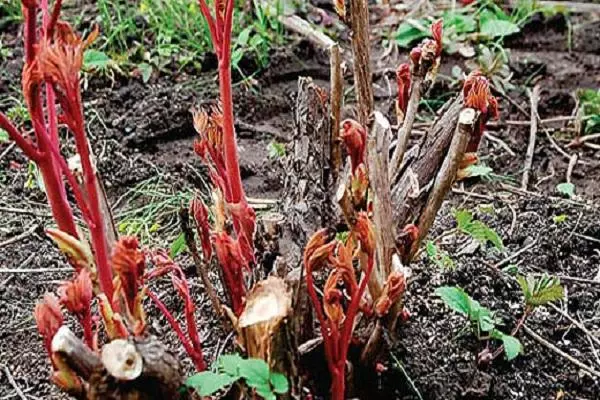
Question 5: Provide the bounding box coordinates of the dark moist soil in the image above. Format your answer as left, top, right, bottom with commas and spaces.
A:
1, 3, 600, 400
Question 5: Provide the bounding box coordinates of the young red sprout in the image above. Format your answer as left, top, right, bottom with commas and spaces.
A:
190, 196, 213, 261
396, 63, 411, 123
146, 250, 207, 371
0, 0, 114, 300
409, 19, 443, 78
34, 293, 64, 357
196, 0, 257, 265
458, 71, 499, 178
34, 293, 83, 393
374, 271, 406, 318
58, 269, 94, 348
340, 119, 367, 173
112, 237, 147, 336
304, 212, 376, 400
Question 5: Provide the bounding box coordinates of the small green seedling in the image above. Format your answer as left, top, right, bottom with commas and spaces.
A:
426, 241, 455, 270
552, 214, 568, 224
517, 274, 564, 308
556, 182, 575, 198
267, 141, 286, 159
436, 286, 520, 360
186, 354, 289, 400
454, 209, 504, 251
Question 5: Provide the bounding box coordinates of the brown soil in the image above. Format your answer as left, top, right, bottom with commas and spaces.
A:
1, 3, 599, 400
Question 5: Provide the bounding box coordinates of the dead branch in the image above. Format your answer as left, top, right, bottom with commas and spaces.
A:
330, 43, 344, 185
52, 326, 187, 400
279, 15, 335, 51
409, 108, 477, 259
349, 0, 374, 126
521, 84, 541, 190
366, 112, 396, 300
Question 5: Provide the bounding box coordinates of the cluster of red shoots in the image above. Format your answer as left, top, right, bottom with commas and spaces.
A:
0, 1, 212, 391
190, 0, 257, 316
395, 19, 443, 122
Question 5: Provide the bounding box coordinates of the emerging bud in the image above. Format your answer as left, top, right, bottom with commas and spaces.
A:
213, 232, 246, 316
340, 119, 367, 173
303, 228, 336, 272
34, 294, 64, 355
397, 223, 419, 259
98, 293, 129, 340
228, 200, 257, 266
431, 19, 443, 57
331, 239, 358, 296
46, 228, 94, 274
37, 22, 98, 133
324, 272, 345, 327
374, 271, 406, 317
396, 63, 411, 121
58, 269, 92, 318
333, 0, 345, 19
112, 237, 146, 332
351, 163, 369, 210
354, 212, 375, 257
190, 196, 213, 261
463, 71, 499, 152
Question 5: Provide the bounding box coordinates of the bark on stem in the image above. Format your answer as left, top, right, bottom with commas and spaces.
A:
349, 0, 373, 126
521, 84, 540, 190
390, 75, 425, 182
329, 43, 343, 184
409, 108, 477, 258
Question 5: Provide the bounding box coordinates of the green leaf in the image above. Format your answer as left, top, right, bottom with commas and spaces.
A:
238, 358, 270, 386
436, 286, 470, 316
443, 11, 477, 34
138, 62, 153, 83
479, 10, 520, 38
267, 141, 286, 159
186, 371, 239, 396
269, 372, 289, 394
454, 209, 504, 250
169, 232, 187, 258
552, 214, 567, 224
254, 382, 276, 400
0, 128, 8, 143
218, 353, 244, 376
501, 334, 522, 361
502, 264, 520, 276
463, 164, 493, 179
556, 182, 575, 198
426, 241, 455, 270
517, 274, 564, 307
395, 21, 428, 48
83, 49, 111, 70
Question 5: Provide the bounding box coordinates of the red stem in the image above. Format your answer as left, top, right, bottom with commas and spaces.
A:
147, 290, 206, 371
23, 2, 36, 64
197, 0, 220, 54
0, 112, 40, 160
81, 310, 94, 349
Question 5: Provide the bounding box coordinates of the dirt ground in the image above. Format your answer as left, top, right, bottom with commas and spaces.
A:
1, 1, 599, 399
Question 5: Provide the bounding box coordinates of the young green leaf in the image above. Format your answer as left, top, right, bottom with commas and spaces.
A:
556, 182, 575, 198
238, 358, 270, 386
426, 241, 455, 270
517, 274, 564, 307
170, 232, 187, 258
0, 128, 8, 143
501, 334, 522, 360
270, 372, 289, 394
436, 286, 471, 316
552, 214, 568, 224
138, 62, 153, 83
218, 353, 244, 376
267, 141, 286, 159
463, 164, 494, 179
479, 10, 520, 38
395, 22, 428, 47
186, 371, 238, 396
454, 209, 504, 251
83, 49, 112, 71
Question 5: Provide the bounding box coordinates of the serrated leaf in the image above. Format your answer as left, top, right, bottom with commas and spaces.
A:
269, 372, 289, 394
501, 334, 522, 360
186, 371, 238, 396
238, 358, 270, 386
169, 232, 187, 258
436, 286, 470, 316
517, 274, 564, 307
218, 353, 244, 376
454, 209, 504, 250
83, 49, 111, 70
556, 182, 575, 198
